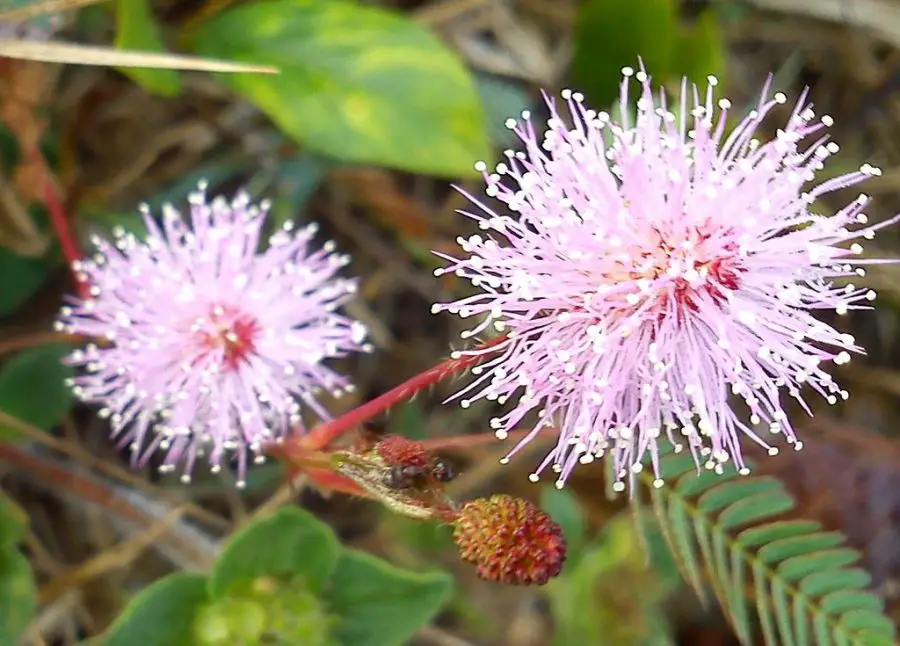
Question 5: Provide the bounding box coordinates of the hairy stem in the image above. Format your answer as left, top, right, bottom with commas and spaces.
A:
42, 170, 88, 298
286, 336, 508, 454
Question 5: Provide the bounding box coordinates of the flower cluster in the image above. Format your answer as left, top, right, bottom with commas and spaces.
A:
57, 184, 370, 486
433, 67, 898, 492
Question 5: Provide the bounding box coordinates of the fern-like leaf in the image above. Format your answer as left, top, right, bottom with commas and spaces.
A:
641, 449, 896, 646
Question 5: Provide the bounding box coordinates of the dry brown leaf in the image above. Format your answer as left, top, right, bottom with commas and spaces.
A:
0, 38, 278, 74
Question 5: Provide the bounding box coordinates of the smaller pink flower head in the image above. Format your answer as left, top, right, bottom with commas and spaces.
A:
56, 183, 372, 486
433, 66, 899, 493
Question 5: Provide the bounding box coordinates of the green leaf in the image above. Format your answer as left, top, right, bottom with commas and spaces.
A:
641, 446, 896, 646
0, 548, 36, 646
326, 549, 452, 646
210, 508, 340, 598
0, 492, 27, 548
386, 401, 427, 440
540, 486, 586, 563
547, 515, 675, 646
192, 0, 489, 177
571, 0, 677, 108
114, 0, 181, 96
103, 572, 209, 646
0, 248, 47, 318
473, 73, 534, 149
671, 9, 727, 88
0, 343, 75, 438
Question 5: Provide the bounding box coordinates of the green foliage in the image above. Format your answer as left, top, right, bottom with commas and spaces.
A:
104, 573, 210, 646
540, 486, 587, 564
114, 0, 181, 96
0, 492, 36, 646
572, 0, 677, 108
0, 344, 75, 439
571, 0, 727, 108
210, 507, 339, 597
546, 513, 676, 646
102, 508, 452, 646
328, 549, 453, 646
646, 450, 896, 646
387, 401, 427, 440
192, 0, 489, 178
473, 73, 534, 149
671, 9, 727, 91
0, 248, 47, 318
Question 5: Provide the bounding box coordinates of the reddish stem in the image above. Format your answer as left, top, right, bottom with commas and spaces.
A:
0, 443, 153, 526
42, 171, 88, 298
277, 336, 507, 459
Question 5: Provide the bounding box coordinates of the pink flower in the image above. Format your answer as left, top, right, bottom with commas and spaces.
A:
433, 67, 899, 492
57, 184, 371, 486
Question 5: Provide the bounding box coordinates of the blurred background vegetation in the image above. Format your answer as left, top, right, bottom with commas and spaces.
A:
1, 0, 900, 644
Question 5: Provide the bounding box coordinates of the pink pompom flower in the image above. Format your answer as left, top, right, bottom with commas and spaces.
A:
57, 183, 371, 486
432, 67, 899, 493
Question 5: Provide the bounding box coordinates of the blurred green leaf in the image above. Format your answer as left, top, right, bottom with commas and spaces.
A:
0, 343, 74, 438
540, 486, 587, 564
548, 515, 674, 646
103, 572, 209, 646
115, 0, 180, 95
192, 0, 489, 177
671, 10, 727, 89
473, 73, 534, 149
0, 248, 47, 317
210, 508, 340, 598
326, 549, 452, 646
0, 492, 27, 548
571, 0, 677, 108
268, 154, 330, 229
0, 548, 36, 646
386, 401, 427, 440
382, 513, 455, 555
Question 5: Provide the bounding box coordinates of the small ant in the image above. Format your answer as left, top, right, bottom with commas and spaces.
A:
383, 458, 458, 490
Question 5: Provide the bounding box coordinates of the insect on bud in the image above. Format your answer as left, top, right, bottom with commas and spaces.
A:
452, 494, 566, 585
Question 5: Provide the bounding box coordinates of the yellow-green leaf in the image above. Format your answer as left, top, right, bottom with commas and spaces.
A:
192, 0, 489, 178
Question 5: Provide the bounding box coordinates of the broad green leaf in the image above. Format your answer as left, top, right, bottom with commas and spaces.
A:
115, 0, 180, 95
0, 343, 75, 437
540, 486, 586, 563
0, 248, 47, 317
103, 572, 209, 646
0, 548, 36, 646
210, 508, 339, 598
326, 549, 452, 646
192, 0, 489, 177
571, 0, 677, 108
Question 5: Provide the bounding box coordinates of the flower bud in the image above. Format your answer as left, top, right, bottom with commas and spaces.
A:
452, 494, 566, 585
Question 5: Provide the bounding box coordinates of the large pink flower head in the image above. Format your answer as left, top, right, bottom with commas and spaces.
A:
56, 183, 371, 486
432, 67, 899, 493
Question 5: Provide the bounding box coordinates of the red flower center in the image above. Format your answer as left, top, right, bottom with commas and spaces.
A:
197, 305, 260, 370
600, 221, 744, 316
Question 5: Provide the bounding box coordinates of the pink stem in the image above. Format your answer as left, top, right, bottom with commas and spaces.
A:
41, 161, 88, 298
286, 336, 507, 454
